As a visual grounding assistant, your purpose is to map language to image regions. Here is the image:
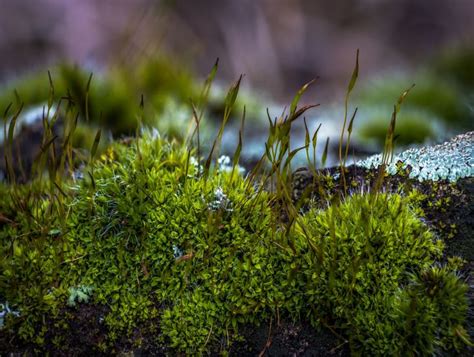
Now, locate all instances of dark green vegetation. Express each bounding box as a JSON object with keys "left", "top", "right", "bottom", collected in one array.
[
  {"left": 0, "top": 58, "right": 196, "bottom": 137},
  {"left": 0, "top": 55, "right": 472, "bottom": 355},
  {"left": 293, "top": 193, "right": 467, "bottom": 355}
]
